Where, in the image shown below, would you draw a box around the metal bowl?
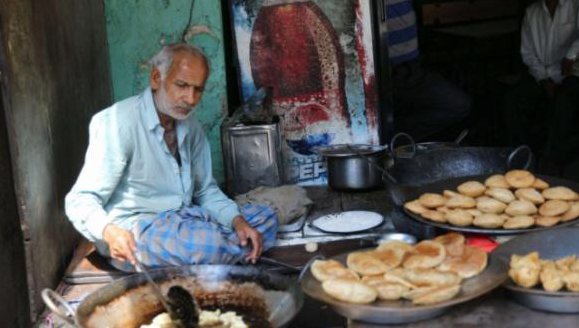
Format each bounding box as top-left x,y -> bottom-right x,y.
375,232 -> 417,245
493,227 -> 579,313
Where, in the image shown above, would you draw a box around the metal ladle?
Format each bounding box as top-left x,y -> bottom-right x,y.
134,259 -> 200,328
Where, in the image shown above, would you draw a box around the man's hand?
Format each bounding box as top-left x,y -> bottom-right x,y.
103,224 -> 137,265
232,215 -> 263,263
561,57 -> 575,77
541,78 -> 557,98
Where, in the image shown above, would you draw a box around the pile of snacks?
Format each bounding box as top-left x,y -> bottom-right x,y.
404,170 -> 579,229
509,252 -> 579,292
310,233 -> 487,305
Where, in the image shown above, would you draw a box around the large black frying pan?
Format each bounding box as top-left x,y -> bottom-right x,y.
392,174 -> 579,235
386,145 -> 532,187
43,265 -> 303,328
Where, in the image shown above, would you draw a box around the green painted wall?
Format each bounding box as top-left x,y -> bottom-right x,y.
104,0 -> 228,184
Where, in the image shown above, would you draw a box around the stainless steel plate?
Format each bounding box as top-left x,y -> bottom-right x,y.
301,251 -> 507,324
493,227 -> 579,313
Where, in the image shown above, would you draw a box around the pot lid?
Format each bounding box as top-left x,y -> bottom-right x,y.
310,211 -> 384,234
316,144 -> 386,157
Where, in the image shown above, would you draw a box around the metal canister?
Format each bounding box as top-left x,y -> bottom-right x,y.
221,123 -> 284,196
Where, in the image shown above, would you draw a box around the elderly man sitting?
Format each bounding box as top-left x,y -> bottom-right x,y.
65,43 -> 278,271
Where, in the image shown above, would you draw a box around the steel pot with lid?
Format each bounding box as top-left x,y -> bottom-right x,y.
317,144 -> 388,191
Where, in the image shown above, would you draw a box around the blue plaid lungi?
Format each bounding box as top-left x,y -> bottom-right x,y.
110,204 -> 278,271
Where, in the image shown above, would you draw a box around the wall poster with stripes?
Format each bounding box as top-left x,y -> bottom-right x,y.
229,0 -> 380,185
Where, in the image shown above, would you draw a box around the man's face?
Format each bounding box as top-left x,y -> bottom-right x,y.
151,51 -> 209,120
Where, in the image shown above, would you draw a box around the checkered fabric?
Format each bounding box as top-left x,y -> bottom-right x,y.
110,204 -> 278,271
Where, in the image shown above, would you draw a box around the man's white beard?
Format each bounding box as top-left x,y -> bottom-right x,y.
156,83 -> 194,120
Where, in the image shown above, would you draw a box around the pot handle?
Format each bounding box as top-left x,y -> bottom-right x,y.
389,132 -> 416,161
454,129 -> 469,145
41,288 -> 81,328
299,255 -> 326,283
507,145 -> 533,171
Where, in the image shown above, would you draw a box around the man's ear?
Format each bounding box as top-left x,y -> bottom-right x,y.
150,67 -> 162,91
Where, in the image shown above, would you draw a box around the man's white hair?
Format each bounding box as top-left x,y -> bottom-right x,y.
149,42 -> 210,79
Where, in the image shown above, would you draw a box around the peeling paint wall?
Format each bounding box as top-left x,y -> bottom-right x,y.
104,0 -> 228,184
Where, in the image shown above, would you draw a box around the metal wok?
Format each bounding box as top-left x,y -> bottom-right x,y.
385,145 -> 532,238
386,145 -> 533,187
42,265 -> 303,328
301,250 -> 507,324
395,174 -> 579,235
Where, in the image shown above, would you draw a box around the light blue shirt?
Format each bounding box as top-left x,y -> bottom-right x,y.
65,87 -> 240,246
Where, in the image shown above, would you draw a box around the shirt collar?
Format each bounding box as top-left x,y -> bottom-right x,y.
543,0 -> 567,12
142,87 -> 161,131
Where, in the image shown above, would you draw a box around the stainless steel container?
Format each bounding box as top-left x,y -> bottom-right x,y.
221,122 -> 284,196
317,144 -> 387,191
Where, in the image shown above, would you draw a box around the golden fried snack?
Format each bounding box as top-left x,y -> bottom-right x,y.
473,213 -> 505,228
561,202 -> 579,222
443,190 -> 461,198
419,193 -> 446,208
437,206 -> 450,214
532,178 -> 550,190
543,187 -> 579,201
434,233 -> 466,257
564,272 -> 579,292
505,200 -> 538,216
404,200 -> 428,215
411,284 -> 461,305
445,194 -> 477,209
347,252 -> 389,276
445,209 -> 474,227
509,252 -> 541,288
367,248 -> 405,270
437,245 -> 488,278
402,285 -> 438,301
534,216 -> 561,227
503,216 -> 535,229
466,209 -> 483,217
556,255 -> 577,272
485,174 -> 510,189
540,264 -> 565,292
403,240 -> 446,269
476,196 -> 507,214
311,259 -> 359,282
422,210 -> 446,223
485,187 -> 516,204
571,259 -> 579,272
511,252 -> 541,270
322,278 -> 378,304
457,181 -> 486,197
383,268 -> 417,289
505,170 -> 536,188
539,200 -> 570,217
376,240 -> 414,254
404,268 -> 462,287
361,276 -> 409,300
515,188 -> 545,205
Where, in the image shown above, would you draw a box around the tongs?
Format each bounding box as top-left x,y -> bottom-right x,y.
134,259 -> 200,328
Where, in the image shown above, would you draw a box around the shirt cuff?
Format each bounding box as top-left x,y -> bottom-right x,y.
218,206 -> 242,228
85,210 -> 113,241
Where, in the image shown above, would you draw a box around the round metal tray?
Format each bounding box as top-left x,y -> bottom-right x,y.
398,174 -> 579,235
301,251 -> 507,324
493,227 -> 579,313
